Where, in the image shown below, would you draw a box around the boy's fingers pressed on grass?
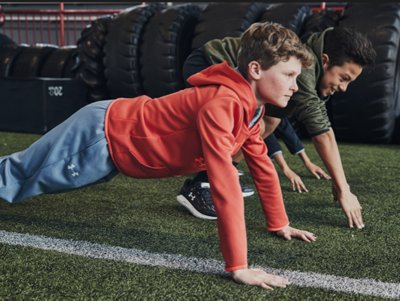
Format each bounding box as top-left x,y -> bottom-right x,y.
301,231 -> 317,242
320,170 -> 331,180
292,177 -> 307,193
260,283 -> 274,290
306,162 -> 330,180
293,177 -> 308,193
299,182 -> 309,193
275,226 -> 316,242
232,268 -> 290,290
284,168 -> 308,193
352,210 -> 364,229
339,191 -> 364,229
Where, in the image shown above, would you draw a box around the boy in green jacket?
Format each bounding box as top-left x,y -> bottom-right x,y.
178,26 -> 376,229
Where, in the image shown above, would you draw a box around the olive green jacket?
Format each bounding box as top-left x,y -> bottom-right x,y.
202,28 -> 333,136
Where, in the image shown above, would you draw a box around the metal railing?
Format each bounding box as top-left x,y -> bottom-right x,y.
0,3 -> 122,46
311,2 -> 345,12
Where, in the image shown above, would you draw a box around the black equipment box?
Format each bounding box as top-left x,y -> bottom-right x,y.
0,78 -> 88,134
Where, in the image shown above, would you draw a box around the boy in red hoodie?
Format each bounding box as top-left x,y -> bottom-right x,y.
0,22 -> 315,289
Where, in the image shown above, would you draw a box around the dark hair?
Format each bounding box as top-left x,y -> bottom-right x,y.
237,22 -> 313,78
324,26 -> 376,67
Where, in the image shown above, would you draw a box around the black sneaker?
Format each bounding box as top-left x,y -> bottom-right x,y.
176,179 -> 217,220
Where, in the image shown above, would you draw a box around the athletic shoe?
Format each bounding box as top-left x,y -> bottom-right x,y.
177,175 -> 254,220
240,178 -> 255,198
176,179 -> 217,220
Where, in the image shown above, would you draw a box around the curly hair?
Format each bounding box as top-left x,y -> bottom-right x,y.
237,22 -> 314,78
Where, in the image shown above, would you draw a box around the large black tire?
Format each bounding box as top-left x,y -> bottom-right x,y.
300,9 -> 343,42
61,46 -> 79,78
140,4 -> 202,97
191,3 -> 270,50
10,45 -> 57,78
0,45 -> 25,78
40,46 -> 77,78
0,33 -> 16,47
73,15 -> 115,102
260,3 -> 312,36
329,4 -> 400,143
103,4 -> 164,98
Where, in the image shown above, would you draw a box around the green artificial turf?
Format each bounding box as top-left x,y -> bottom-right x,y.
0,131 -> 399,300
0,244 -> 390,301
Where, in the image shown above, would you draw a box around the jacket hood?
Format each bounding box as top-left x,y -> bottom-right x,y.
306,27 -> 333,101
187,61 -> 258,126
306,27 -> 334,73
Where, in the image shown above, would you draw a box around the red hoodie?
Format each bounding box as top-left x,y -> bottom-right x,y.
105,62 -> 289,271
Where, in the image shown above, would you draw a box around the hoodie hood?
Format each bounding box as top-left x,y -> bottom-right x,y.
187,61 -> 258,126
306,27 -> 334,79
306,27 -> 333,101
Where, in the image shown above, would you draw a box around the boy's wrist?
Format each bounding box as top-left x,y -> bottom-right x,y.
231,267 -> 249,278
231,268 -> 248,276
333,181 -> 351,194
297,150 -> 310,164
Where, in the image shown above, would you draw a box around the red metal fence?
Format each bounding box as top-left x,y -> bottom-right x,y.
0,3 -> 121,46
311,2 -> 345,12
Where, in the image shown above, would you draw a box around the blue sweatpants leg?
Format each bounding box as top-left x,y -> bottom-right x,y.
0,100 -> 118,203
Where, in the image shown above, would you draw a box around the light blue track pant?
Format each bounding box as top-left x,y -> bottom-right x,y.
0,100 -> 119,203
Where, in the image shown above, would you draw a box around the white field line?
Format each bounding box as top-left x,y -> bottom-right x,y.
1,230 -> 399,299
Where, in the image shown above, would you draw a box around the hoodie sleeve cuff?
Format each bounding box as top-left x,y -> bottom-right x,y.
225,264 -> 248,272
267,222 -> 290,232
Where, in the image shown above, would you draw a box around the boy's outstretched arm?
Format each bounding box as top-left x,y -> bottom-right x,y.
311,128 -> 364,229
231,226 -> 315,290
242,124 -> 317,242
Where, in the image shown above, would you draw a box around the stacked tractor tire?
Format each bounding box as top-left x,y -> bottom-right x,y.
0,2 -> 399,144
0,42 -> 78,79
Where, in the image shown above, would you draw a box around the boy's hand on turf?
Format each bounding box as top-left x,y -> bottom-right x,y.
275,226 -> 316,242
304,161 -> 331,180
231,268 -> 290,290
282,167 -> 309,193
333,186 -> 364,229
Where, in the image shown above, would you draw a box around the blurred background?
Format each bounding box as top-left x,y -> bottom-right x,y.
0,2 -> 399,144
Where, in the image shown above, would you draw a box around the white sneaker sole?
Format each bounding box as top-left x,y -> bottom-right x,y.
176,195 -> 217,220
242,191 -> 255,198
